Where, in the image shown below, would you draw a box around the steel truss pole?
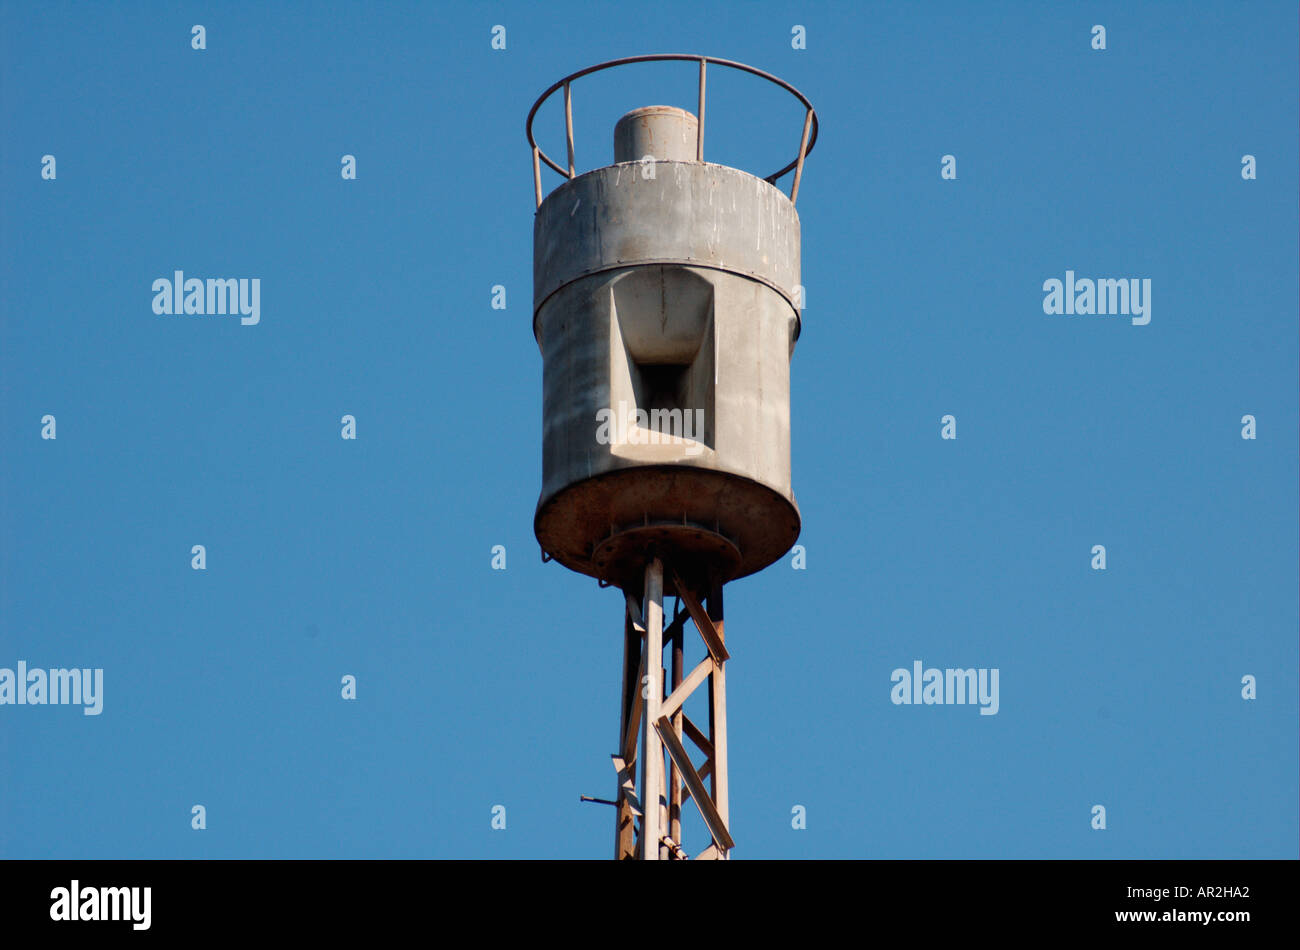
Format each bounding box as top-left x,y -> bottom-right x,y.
613,559 -> 734,860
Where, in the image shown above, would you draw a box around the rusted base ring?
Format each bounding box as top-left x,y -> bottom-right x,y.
591,520 -> 741,594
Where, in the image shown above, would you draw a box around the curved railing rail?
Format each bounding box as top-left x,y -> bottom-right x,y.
526,54 -> 819,209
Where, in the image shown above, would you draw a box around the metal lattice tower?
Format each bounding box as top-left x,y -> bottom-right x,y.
526,55 -> 817,860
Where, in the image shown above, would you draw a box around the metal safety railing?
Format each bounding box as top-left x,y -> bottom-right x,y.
526,54 -> 819,209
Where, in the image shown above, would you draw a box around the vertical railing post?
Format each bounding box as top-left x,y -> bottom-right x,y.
532,145 -> 542,209
564,81 -> 575,179
696,58 -> 706,162
790,107 -> 813,205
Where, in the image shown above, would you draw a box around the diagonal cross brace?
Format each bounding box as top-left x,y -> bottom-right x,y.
654,715 -> 734,852
610,755 -> 643,818
621,654 -> 644,763
659,656 -> 714,722
671,570 -> 729,663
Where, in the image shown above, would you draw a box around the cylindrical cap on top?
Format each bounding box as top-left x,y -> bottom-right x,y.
613,106 -> 699,163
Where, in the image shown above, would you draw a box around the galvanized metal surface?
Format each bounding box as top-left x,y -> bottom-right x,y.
613,106 -> 699,164
533,261 -> 801,583
533,110 -> 804,585
533,161 -> 802,324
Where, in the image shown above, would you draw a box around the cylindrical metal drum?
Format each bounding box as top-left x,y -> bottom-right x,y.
533,107 -> 802,588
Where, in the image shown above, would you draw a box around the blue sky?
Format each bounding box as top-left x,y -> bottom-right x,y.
1,0 -> 1296,858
